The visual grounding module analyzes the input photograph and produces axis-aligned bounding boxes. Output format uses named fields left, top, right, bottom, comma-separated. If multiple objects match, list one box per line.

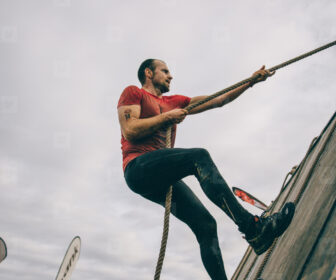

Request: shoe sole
left=252, top=220, right=274, bottom=255
left=274, top=202, right=295, bottom=238
left=254, top=235, right=274, bottom=255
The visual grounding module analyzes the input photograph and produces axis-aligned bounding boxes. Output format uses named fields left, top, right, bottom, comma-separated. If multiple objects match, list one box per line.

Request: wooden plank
left=231, top=247, right=259, bottom=280
left=300, top=202, right=336, bottom=280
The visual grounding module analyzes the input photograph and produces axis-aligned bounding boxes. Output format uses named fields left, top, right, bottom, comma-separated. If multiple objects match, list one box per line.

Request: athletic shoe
left=245, top=202, right=295, bottom=255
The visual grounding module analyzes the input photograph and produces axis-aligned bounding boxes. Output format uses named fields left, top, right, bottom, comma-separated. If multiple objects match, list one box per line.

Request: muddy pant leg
left=125, top=148, right=253, bottom=231
left=141, top=180, right=228, bottom=280
left=191, top=148, right=254, bottom=227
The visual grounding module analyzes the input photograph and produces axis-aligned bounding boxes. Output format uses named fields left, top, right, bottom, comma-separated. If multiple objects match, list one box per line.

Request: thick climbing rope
left=268, top=137, right=318, bottom=214
left=154, top=127, right=173, bottom=279
left=185, top=40, right=336, bottom=112
left=153, top=40, right=336, bottom=280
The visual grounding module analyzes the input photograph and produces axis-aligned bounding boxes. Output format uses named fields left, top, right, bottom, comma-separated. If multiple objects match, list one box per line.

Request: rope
left=153, top=40, right=336, bottom=279
left=185, top=40, right=336, bottom=113
left=154, top=127, right=173, bottom=279
left=281, top=165, right=298, bottom=191
left=266, top=137, right=318, bottom=216
left=154, top=185, right=173, bottom=279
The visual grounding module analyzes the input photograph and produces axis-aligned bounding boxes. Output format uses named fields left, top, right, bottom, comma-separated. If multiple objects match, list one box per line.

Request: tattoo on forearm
left=124, top=109, right=131, bottom=120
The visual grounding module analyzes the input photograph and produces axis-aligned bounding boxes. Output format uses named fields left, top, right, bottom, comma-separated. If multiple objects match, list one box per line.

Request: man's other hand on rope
left=166, top=108, right=188, bottom=125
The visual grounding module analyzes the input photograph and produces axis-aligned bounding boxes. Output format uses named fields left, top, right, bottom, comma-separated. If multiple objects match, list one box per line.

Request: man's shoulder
left=120, top=85, right=143, bottom=99
left=118, top=85, right=143, bottom=108
left=122, top=85, right=142, bottom=94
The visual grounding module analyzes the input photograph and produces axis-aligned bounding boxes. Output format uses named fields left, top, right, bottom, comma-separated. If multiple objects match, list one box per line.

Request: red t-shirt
left=117, top=85, right=191, bottom=171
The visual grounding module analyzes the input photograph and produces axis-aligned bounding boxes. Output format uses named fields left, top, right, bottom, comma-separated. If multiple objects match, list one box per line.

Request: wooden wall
left=232, top=112, right=336, bottom=280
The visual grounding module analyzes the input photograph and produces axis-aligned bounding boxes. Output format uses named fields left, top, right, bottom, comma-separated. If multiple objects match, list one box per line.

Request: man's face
left=151, top=60, right=173, bottom=93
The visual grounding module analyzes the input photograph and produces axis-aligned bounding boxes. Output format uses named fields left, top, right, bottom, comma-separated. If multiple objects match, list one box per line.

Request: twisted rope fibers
left=154, top=127, right=173, bottom=279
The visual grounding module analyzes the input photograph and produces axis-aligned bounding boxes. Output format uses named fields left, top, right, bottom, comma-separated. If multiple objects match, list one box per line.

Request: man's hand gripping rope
left=249, top=65, right=276, bottom=87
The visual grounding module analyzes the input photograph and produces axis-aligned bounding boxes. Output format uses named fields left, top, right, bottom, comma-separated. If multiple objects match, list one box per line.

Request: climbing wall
left=232, top=112, right=336, bottom=280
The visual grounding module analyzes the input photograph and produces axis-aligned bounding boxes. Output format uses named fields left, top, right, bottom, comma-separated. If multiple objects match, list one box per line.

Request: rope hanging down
left=153, top=40, right=336, bottom=280
left=154, top=127, right=173, bottom=279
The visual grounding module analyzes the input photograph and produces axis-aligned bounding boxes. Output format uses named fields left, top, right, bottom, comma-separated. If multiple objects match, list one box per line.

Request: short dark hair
left=137, top=59, right=157, bottom=85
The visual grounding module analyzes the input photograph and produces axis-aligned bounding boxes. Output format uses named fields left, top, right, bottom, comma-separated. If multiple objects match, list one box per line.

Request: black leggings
left=124, top=148, right=253, bottom=280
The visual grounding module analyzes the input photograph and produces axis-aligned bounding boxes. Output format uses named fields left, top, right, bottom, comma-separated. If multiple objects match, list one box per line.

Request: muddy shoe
left=245, top=202, right=295, bottom=255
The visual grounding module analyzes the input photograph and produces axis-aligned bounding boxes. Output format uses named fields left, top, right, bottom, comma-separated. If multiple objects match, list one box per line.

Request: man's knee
left=205, top=215, right=217, bottom=235
left=195, top=214, right=218, bottom=242
left=191, top=148, right=211, bottom=160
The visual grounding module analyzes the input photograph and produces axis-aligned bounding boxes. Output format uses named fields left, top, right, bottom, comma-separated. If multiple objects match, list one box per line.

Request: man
left=117, top=59, right=295, bottom=279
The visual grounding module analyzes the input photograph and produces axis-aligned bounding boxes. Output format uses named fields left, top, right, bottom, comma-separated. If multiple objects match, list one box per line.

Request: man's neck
left=142, top=84, right=162, bottom=98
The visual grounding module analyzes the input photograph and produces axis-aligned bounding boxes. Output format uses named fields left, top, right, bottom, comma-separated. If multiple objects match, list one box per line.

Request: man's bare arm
left=118, top=105, right=187, bottom=142
left=187, top=83, right=250, bottom=114
left=187, top=66, right=275, bottom=115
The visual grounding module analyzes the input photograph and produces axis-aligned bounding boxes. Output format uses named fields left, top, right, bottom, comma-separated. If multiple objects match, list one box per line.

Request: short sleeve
left=117, top=86, right=142, bottom=108
left=171, top=95, right=191, bottom=108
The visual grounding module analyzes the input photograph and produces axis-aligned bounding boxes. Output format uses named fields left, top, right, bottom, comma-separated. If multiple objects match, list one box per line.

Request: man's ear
left=145, top=68, right=153, bottom=80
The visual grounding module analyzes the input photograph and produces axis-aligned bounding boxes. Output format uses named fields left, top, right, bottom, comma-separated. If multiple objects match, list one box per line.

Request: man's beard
left=157, top=84, right=169, bottom=93
left=153, top=80, right=169, bottom=93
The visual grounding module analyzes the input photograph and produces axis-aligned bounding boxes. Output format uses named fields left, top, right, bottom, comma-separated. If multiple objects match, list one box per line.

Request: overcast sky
left=0, top=0, right=335, bottom=279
